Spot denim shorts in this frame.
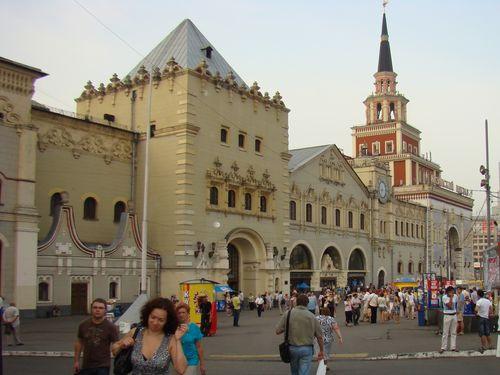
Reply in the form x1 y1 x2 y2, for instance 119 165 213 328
478 317 491 337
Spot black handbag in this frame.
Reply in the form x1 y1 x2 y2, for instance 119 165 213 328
113 324 141 375
279 310 291 363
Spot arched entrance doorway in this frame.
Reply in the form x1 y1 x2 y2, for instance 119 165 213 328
448 227 460 280
226 229 266 296
347 248 366 289
320 246 342 289
289 244 313 291
377 269 385 288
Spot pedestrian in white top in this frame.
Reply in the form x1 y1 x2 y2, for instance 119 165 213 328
2 302 24 346
439 286 458 353
475 290 493 352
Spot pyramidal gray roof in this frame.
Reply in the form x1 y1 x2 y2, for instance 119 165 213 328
289 145 331 172
128 19 245 85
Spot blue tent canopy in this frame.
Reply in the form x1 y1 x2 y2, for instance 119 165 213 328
297 282 309 290
214 285 233 293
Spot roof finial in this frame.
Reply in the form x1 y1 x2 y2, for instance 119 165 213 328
383 0 389 12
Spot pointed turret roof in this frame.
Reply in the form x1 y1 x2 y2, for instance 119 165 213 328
377 13 393 73
128 19 245 85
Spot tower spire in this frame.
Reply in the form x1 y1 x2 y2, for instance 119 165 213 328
377 12 393 72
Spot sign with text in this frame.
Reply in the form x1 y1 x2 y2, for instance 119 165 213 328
424 273 440 308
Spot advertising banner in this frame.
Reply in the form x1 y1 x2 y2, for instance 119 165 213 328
424 273 440 308
179 282 214 324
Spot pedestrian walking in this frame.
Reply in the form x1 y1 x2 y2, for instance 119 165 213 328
278 291 285 315
456 286 465 335
232 292 241 327
238 290 244 311
344 295 353 326
378 292 388 323
276 294 324 375
439 286 458 353
176 303 206 375
316 307 343 372
351 293 361 325
2 302 23 346
368 290 378 324
307 292 317 315
248 293 256 311
74 298 118 375
256 294 265 317
407 291 416 320
475 290 493 353
112 297 188 374
198 294 212 336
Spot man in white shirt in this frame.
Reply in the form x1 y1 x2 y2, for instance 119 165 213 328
2 302 24 346
368 291 379 324
440 286 458 353
475 290 493 352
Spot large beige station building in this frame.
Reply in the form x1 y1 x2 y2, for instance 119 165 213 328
0 14 473 316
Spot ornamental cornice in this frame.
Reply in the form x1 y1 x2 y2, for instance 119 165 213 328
75 58 289 113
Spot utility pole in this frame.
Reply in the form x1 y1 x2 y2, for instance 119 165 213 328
480 119 492 289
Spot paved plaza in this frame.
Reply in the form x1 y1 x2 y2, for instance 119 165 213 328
3 306 499 374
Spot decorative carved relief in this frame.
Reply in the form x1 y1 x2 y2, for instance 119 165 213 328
78 135 106 155
38 128 75 151
0 96 22 124
111 141 132 160
206 157 225 181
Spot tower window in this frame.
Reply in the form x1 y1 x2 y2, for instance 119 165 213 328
260 196 267 213
376 103 382 120
389 102 395 120
114 201 126 223
150 124 156 138
385 141 393 154
372 142 380 155
202 46 213 59
83 197 97 220
321 206 327 225
50 192 63 216
220 128 228 143
244 193 252 210
335 209 341 227
238 133 245 149
289 201 297 220
228 190 236 208
209 187 218 205
255 138 262 153
306 204 312 223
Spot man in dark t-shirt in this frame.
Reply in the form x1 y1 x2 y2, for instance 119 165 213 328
74 298 119 375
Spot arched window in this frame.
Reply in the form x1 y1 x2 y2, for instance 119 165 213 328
114 201 126 223
228 190 236 208
411 223 415 237
244 193 252 210
50 192 62 216
238 133 245 148
400 221 404 236
397 261 403 274
305 203 312 223
395 220 399 235
416 225 419 238
335 209 341 227
38 282 49 301
418 262 423 274
260 196 267 213
255 139 262 153
348 211 353 228
406 222 409 237
220 128 228 143
83 197 97 220
321 206 327 225
289 201 296 220
360 213 365 230
109 281 118 299
209 187 218 205
376 103 382 120
408 262 414 274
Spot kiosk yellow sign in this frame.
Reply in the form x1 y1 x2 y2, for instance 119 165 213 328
180 282 215 324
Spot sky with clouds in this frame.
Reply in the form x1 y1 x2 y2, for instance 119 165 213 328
2 0 499 213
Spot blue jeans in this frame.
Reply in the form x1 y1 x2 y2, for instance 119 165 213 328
233 309 240 326
289 345 313 375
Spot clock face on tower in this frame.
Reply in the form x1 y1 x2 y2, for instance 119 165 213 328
378 180 388 203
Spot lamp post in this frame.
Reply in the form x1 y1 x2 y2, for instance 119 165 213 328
480 119 492 290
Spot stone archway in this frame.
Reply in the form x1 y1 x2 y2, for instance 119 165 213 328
289 244 314 291
448 226 461 280
320 246 342 289
226 228 266 296
347 248 366 289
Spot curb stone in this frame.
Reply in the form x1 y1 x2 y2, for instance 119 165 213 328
2 349 496 360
